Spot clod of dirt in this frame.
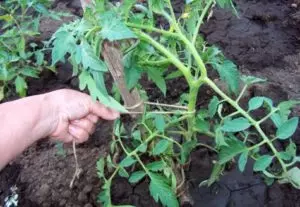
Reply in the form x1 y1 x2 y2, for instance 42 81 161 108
83 185 93 194
77 191 88 203
39 184 51 198
201 0 299 70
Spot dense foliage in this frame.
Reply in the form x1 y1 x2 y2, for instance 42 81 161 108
47 0 300 206
0 0 64 99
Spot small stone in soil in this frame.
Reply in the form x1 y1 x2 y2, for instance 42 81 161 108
62 190 72 198
39 184 50 197
78 191 88 203
84 204 93 207
83 184 93 194
59 199 67 206
57 161 65 169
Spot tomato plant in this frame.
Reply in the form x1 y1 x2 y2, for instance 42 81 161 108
0 0 63 99
50 0 300 206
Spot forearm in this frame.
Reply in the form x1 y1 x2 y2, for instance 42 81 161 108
0 94 54 170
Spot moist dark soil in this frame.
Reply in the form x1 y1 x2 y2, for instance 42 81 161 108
1 0 300 207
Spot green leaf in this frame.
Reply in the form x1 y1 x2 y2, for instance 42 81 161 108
96 158 105 178
216 0 233 8
204 163 224 186
51 30 76 65
215 60 240 95
270 113 282 128
137 143 147 153
154 114 165 132
219 138 247 164
248 97 273 111
20 67 39 78
149 0 166 14
129 171 146 183
91 70 109 97
276 117 299 140
124 66 141 90
120 156 136 168
264 176 275 186
149 172 179 207
35 50 44 65
153 139 170 155
286 141 297 158
195 118 210 132
241 75 266 85
279 151 292 161
0 66 8 81
78 71 127 112
180 140 197 164
15 76 27 97
253 155 273 172
146 161 165 172
238 151 248 172
74 45 82 64
120 0 137 20
99 11 137 41
278 100 300 123
215 127 228 147
132 130 141 141
216 0 238 15
278 139 296 161
98 182 111 206
81 40 107 71
248 97 265 111
118 167 130 178
283 167 300 189
208 96 219 118
166 71 183 80
147 68 167 95
221 117 251 132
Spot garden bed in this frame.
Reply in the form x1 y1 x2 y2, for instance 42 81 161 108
1 0 300 206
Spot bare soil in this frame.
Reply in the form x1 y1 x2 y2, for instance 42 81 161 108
1 0 300 206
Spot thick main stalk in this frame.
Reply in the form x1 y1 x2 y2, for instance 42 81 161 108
187 82 202 140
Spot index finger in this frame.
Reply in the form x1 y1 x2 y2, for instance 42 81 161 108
89 101 120 120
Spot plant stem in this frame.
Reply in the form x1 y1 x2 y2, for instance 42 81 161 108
140 58 171 66
127 22 179 38
187 83 202 140
180 35 208 78
258 108 279 124
134 154 151 175
157 134 183 149
136 31 193 84
236 85 247 103
196 143 218 153
144 101 188 110
85 26 100 39
204 77 287 173
192 0 214 45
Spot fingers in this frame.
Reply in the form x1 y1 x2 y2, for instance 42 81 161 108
71 118 95 134
69 125 89 143
89 101 120 120
86 114 98 124
50 132 74 143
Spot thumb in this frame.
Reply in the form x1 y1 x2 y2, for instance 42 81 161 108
89 101 120 120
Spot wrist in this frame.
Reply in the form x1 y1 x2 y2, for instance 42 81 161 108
32 93 58 140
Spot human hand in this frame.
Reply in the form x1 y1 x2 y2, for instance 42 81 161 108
45 89 119 143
